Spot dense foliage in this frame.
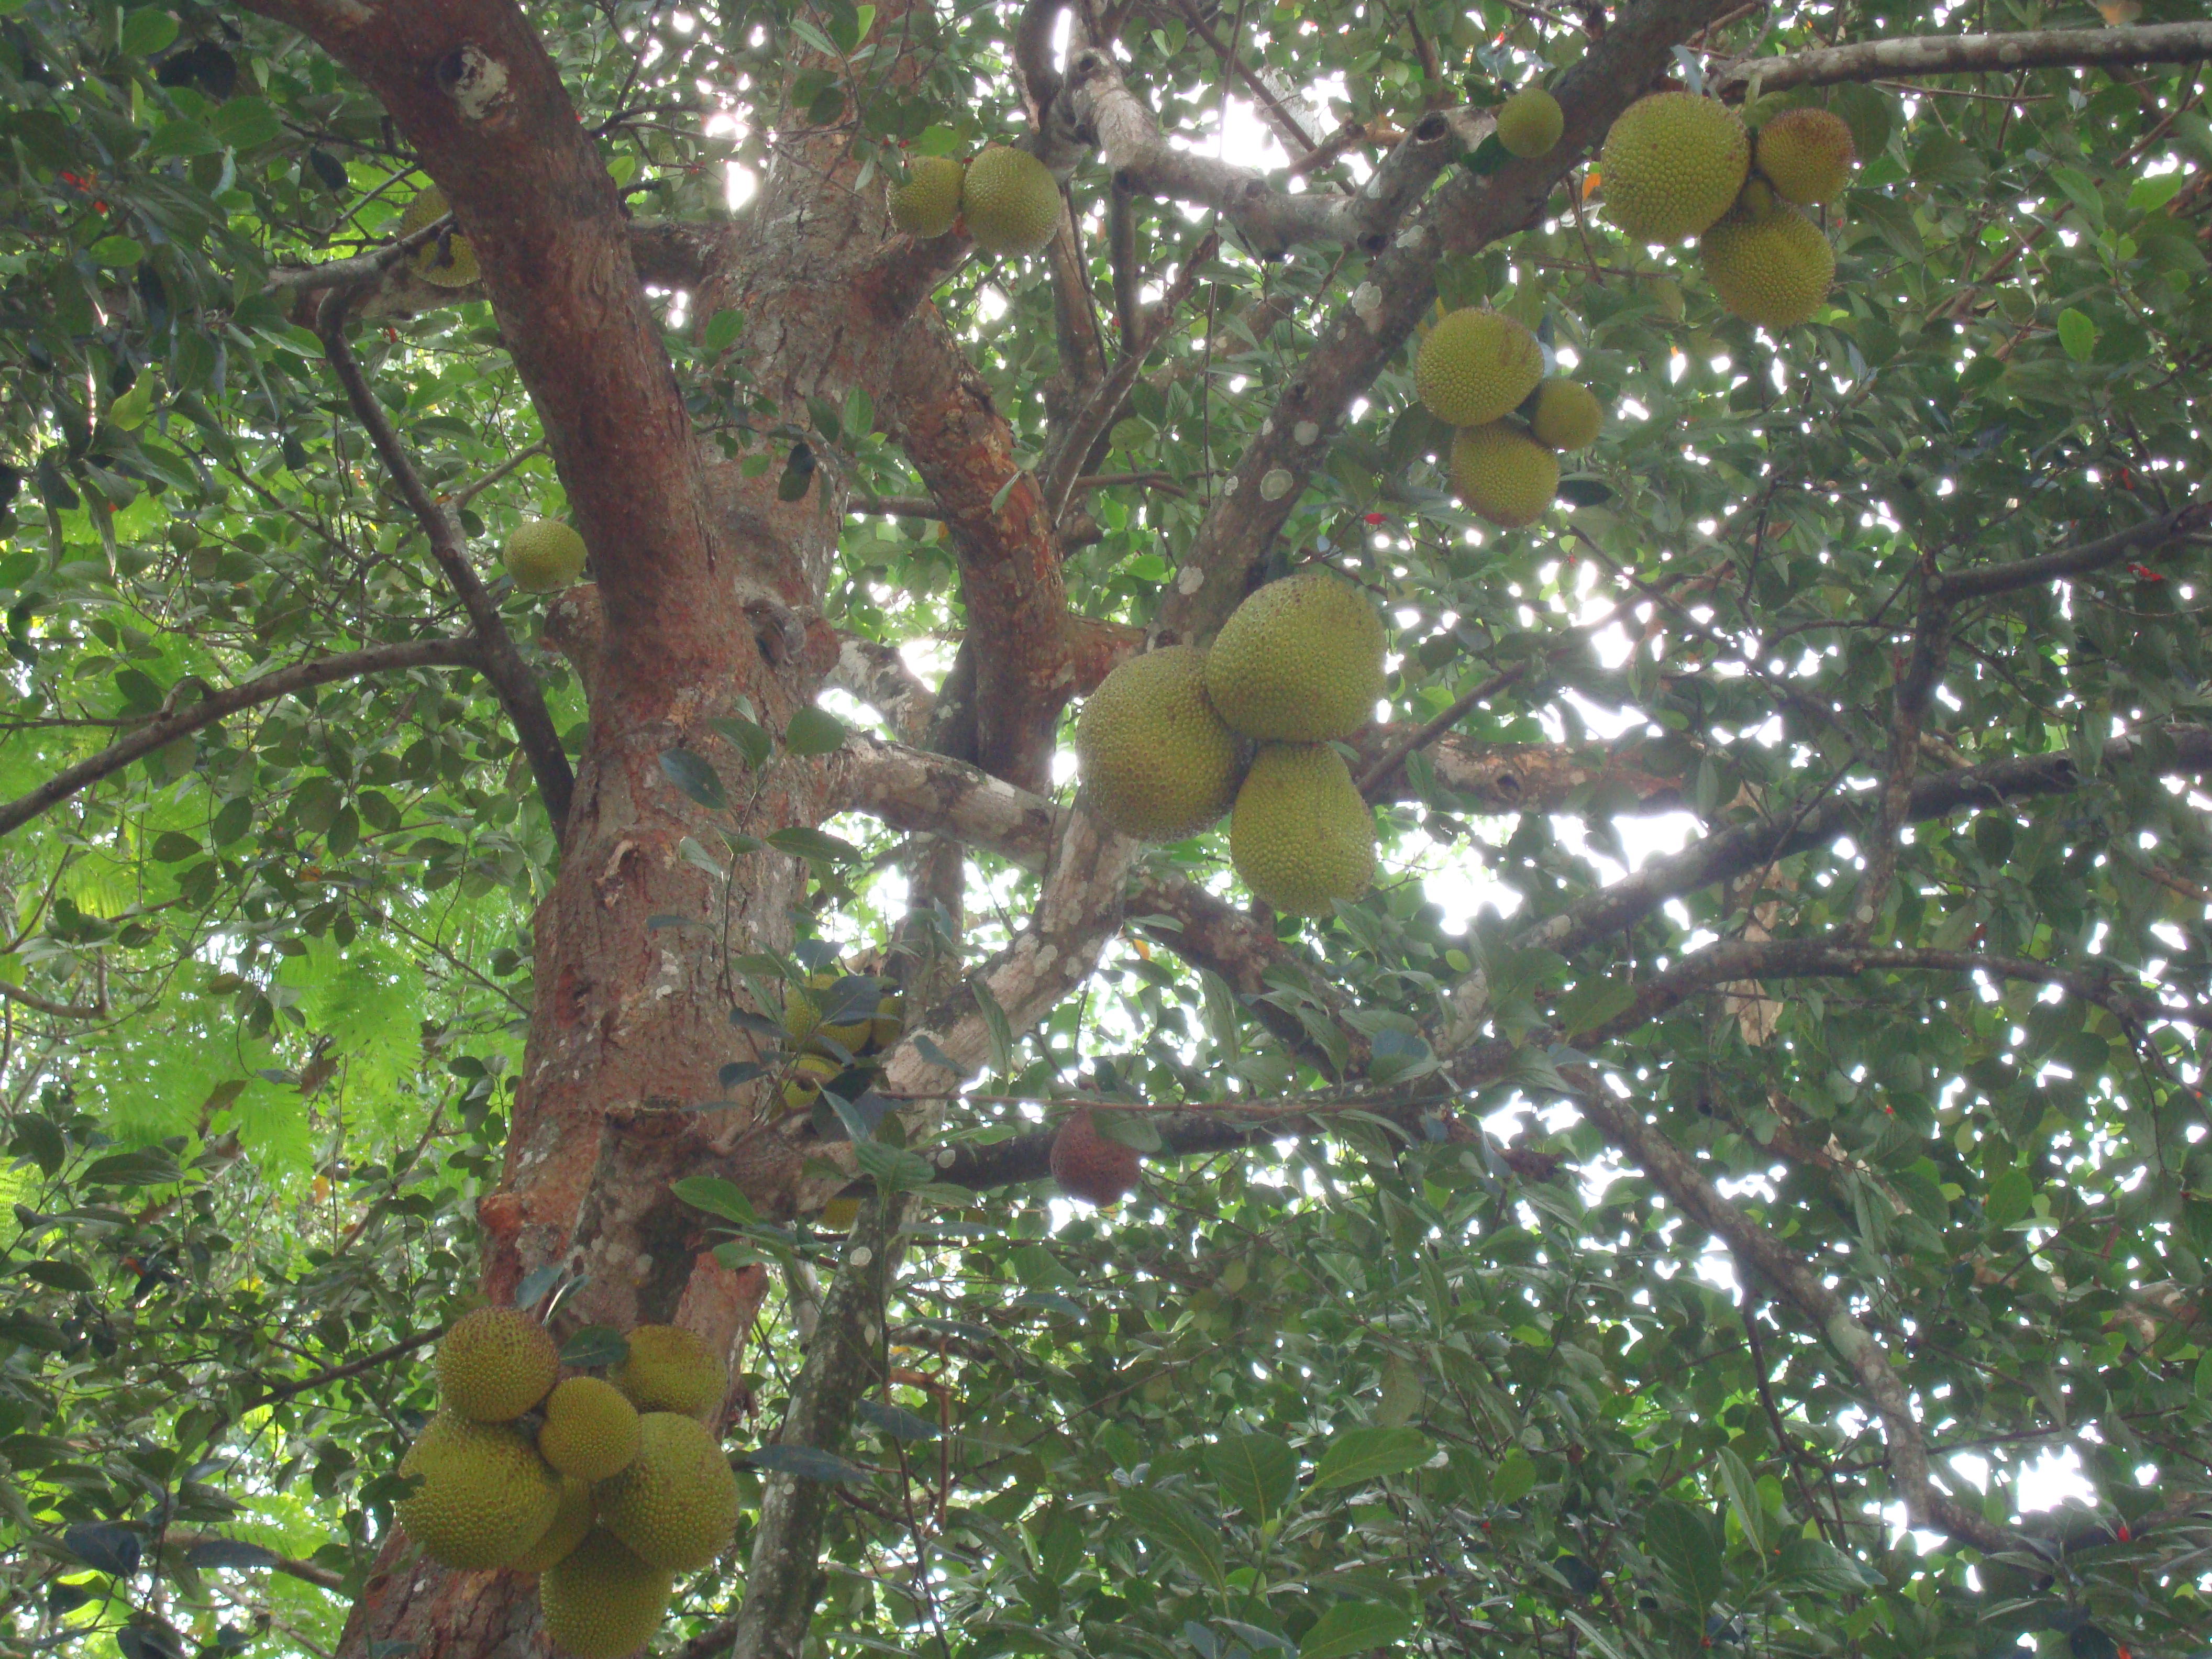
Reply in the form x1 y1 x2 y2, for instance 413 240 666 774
2 1 2209 1658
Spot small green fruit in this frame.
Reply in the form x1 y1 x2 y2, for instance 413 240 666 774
596 1412 742 1572
1229 743 1377 915
1529 380 1603 451
503 520 588 592
1448 423 1559 529
961 145 1060 256
539 1531 673 1659
890 155 966 238
1599 92 1749 242
1203 570 1388 745
1075 645 1244 842
400 186 480 287
1415 310 1544 429
538 1377 643 1482
437 1306 558 1422
1495 87 1564 159
395 1413 561 1569
1753 107 1856 206
611 1325 727 1420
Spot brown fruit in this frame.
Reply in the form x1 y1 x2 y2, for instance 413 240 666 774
1049 1108 1139 1205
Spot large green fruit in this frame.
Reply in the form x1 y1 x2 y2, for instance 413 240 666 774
1700 195 1834 328
1413 309 1544 429
400 186 479 287
537 1377 642 1482
1203 570 1387 744
961 146 1059 256
509 1475 595 1574
890 155 966 237
437 1306 559 1421
1753 108 1855 205
781 971 876 1056
395 1413 561 1569
503 520 588 592
1529 379 1603 451
539 1531 674 1659
1495 87 1564 159
595 1412 742 1571
1229 744 1377 915
1075 646 1243 841
1448 423 1558 529
1599 93 1749 242
610 1325 727 1420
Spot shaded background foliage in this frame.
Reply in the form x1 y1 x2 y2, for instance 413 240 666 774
1 0 2209 1657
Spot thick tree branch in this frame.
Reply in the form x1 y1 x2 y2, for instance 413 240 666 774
0 974 105 1020
316 300 575 830
1160 0 1740 640
0 639 484 840
1710 23 2212 98
726 1195 908 1659
887 314 1071 791
1935 494 2210 602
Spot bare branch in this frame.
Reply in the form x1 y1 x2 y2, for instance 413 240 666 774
316 298 576 829
0 975 105 1021
0 639 484 840
1710 21 2212 98
1936 494 2210 602
1173 0 1324 153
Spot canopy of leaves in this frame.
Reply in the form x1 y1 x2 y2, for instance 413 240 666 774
1 0 2208 1657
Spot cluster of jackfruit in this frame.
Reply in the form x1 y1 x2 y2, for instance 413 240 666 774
889 144 1060 257
394 1309 738 1658
1598 92 1854 330
1414 309 1605 529
1075 570 1382 915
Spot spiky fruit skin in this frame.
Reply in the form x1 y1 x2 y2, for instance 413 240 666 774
540 1531 673 1659
782 972 873 1055
961 146 1059 256
1599 93 1749 242
890 156 966 237
595 1412 742 1572
1075 646 1243 842
819 1196 863 1230
1050 1108 1140 1205
1700 202 1834 328
509 1475 596 1574
1204 571 1388 744
1530 380 1603 451
504 520 588 592
538 1377 643 1481
869 990 903 1053
780 1052 842 1114
1754 108 1855 206
610 1325 727 1420
1495 87 1564 159
395 1413 561 1569
400 187 480 287
438 1307 559 1421
1229 744 1377 915
1414 310 1544 429
1448 423 1560 529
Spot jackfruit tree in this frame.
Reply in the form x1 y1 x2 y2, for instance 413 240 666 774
3 3 2212 1659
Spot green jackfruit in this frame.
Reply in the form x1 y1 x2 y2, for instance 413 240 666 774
1700 197 1833 328
1448 423 1558 528
1599 93 1749 242
1414 309 1544 429
509 1475 595 1574
503 521 588 593
437 1306 558 1421
1529 379 1603 451
595 1412 742 1572
1753 107 1855 206
890 155 966 237
610 1325 727 1420
961 145 1059 256
539 1531 674 1659
1229 744 1377 915
1075 646 1243 841
1203 570 1387 744
400 186 479 287
538 1377 642 1482
395 1413 561 1569
782 971 874 1055
1495 87 1564 159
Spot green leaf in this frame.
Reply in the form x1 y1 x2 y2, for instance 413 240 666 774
969 976 1013 1078
1298 1601 1411 1659
1307 1425 1432 1495
1985 1167 2032 1230
559 1325 630 1368
767 826 858 864
1491 1451 1536 1507
783 705 848 756
2057 308 2096 363
660 747 728 809
671 1175 757 1223
852 1138 935 1192
1116 1488 1225 1594
1643 1498 1724 1613
701 308 745 351
1205 1429 1297 1521
2128 172 2189 214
